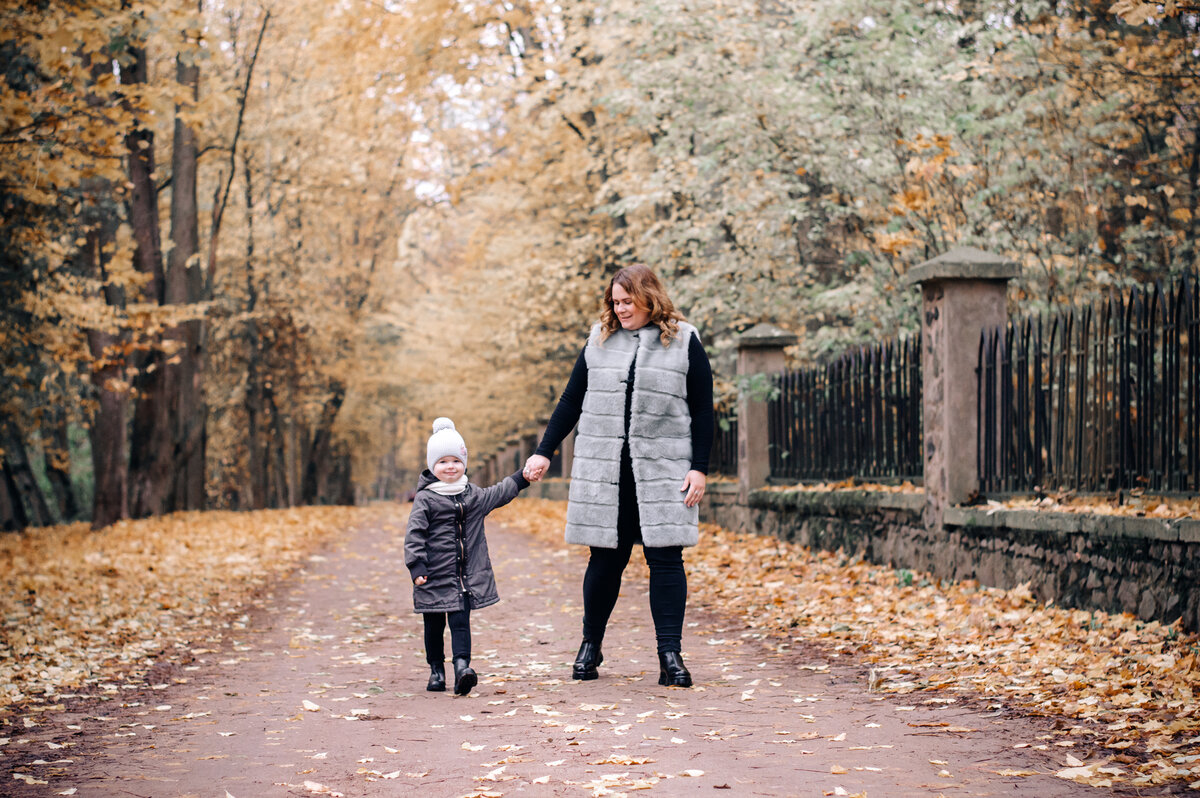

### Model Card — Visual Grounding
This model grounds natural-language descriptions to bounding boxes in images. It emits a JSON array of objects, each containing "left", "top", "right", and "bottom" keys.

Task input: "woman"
[{"left": 523, "top": 264, "right": 713, "bottom": 687}]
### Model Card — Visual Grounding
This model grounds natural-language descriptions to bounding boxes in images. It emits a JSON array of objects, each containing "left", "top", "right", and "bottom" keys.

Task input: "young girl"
[{"left": 405, "top": 418, "right": 529, "bottom": 695}]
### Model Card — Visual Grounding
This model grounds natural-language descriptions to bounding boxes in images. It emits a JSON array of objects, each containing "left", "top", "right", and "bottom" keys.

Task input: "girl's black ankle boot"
[
  {"left": 657, "top": 651, "right": 693, "bottom": 688},
  {"left": 427, "top": 662, "right": 446, "bottom": 692},
  {"left": 452, "top": 656, "right": 476, "bottom": 696},
  {"left": 572, "top": 640, "right": 604, "bottom": 681}
]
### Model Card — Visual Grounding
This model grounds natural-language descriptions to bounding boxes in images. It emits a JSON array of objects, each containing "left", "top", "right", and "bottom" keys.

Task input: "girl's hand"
[
  {"left": 414, "top": 576, "right": 427, "bottom": 586},
  {"left": 680, "top": 470, "right": 707, "bottom": 508}
]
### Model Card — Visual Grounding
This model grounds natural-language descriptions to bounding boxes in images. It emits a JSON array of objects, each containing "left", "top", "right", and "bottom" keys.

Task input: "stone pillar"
[
  {"left": 737, "top": 324, "right": 798, "bottom": 504},
  {"left": 519, "top": 432, "right": 536, "bottom": 469},
  {"left": 902, "top": 246, "right": 1018, "bottom": 526},
  {"left": 504, "top": 437, "right": 519, "bottom": 476}
]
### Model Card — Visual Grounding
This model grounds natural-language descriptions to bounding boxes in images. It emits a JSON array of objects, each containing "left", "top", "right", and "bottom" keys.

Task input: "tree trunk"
[
  {"left": 43, "top": 401, "right": 80, "bottom": 522},
  {"left": 301, "top": 384, "right": 345, "bottom": 505},
  {"left": 328, "top": 444, "right": 355, "bottom": 506},
  {"left": 80, "top": 50, "right": 130, "bottom": 530},
  {"left": 265, "top": 388, "right": 291, "bottom": 507},
  {"left": 1, "top": 422, "right": 54, "bottom": 528},
  {"left": 123, "top": 42, "right": 173, "bottom": 518},
  {"left": 241, "top": 150, "right": 268, "bottom": 509},
  {"left": 87, "top": 327, "right": 130, "bottom": 529},
  {"left": 79, "top": 192, "right": 129, "bottom": 529},
  {"left": 168, "top": 36, "right": 206, "bottom": 512},
  {"left": 0, "top": 459, "right": 27, "bottom": 532}
]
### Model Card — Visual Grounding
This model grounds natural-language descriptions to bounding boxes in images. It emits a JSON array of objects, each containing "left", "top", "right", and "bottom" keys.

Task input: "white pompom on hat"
[{"left": 426, "top": 417, "right": 468, "bottom": 471}]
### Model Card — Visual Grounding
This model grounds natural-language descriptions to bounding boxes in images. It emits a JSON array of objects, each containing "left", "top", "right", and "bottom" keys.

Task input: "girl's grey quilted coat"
[{"left": 404, "top": 471, "right": 522, "bottom": 613}]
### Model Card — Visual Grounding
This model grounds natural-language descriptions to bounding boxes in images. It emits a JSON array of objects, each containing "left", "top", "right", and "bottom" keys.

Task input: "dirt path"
[{"left": 3, "top": 512, "right": 1135, "bottom": 797}]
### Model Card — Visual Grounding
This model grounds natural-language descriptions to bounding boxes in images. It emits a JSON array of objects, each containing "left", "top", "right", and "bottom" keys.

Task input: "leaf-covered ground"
[
  {"left": 2, "top": 498, "right": 1197, "bottom": 792},
  {"left": 0, "top": 506, "right": 386, "bottom": 708},
  {"left": 494, "top": 499, "right": 1200, "bottom": 790}
]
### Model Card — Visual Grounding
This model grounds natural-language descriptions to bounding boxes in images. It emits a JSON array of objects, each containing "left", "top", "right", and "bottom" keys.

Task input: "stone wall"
[{"left": 698, "top": 487, "right": 1200, "bottom": 632}]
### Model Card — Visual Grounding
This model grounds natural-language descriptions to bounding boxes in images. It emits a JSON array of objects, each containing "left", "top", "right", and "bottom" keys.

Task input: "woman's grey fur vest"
[{"left": 566, "top": 321, "right": 700, "bottom": 548}]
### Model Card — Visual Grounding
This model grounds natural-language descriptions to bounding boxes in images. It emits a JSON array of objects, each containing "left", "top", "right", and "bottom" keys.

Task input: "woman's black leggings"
[
  {"left": 423, "top": 609, "right": 471, "bottom": 663},
  {"left": 581, "top": 450, "right": 687, "bottom": 653}
]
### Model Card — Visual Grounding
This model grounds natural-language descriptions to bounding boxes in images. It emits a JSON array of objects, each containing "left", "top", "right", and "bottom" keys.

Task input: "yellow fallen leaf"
[
  {"left": 592, "top": 755, "right": 654, "bottom": 765},
  {"left": 302, "top": 700, "right": 321, "bottom": 712},
  {"left": 831, "top": 765, "right": 848, "bottom": 774}
]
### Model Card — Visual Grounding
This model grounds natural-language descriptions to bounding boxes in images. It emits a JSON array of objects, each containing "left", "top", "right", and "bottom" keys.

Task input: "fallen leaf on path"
[{"left": 592, "top": 755, "right": 654, "bottom": 765}]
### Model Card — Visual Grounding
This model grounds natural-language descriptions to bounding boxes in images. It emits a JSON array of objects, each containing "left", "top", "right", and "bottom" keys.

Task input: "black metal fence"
[
  {"left": 978, "top": 273, "right": 1200, "bottom": 494},
  {"left": 710, "top": 409, "right": 739, "bottom": 477},
  {"left": 768, "top": 335, "right": 923, "bottom": 482}
]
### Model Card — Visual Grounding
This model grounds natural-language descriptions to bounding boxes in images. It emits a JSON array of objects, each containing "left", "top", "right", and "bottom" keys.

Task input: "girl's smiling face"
[
  {"left": 611, "top": 282, "right": 650, "bottom": 330},
  {"left": 432, "top": 455, "right": 464, "bottom": 482}
]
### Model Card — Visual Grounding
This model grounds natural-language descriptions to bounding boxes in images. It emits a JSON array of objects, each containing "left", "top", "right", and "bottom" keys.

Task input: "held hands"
[
  {"left": 523, "top": 454, "right": 550, "bottom": 482},
  {"left": 681, "top": 470, "right": 706, "bottom": 508}
]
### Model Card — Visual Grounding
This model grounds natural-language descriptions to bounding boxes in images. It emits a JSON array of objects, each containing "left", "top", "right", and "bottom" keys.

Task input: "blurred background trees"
[{"left": 2, "top": 0, "right": 1195, "bottom": 528}]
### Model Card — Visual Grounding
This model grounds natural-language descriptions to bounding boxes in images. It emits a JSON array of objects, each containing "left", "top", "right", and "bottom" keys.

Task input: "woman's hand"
[
  {"left": 524, "top": 454, "right": 550, "bottom": 482},
  {"left": 414, "top": 576, "right": 427, "bottom": 586},
  {"left": 680, "top": 470, "right": 707, "bottom": 507}
]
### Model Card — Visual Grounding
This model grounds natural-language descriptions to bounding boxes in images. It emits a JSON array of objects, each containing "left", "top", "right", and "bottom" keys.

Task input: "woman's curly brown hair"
[{"left": 598, "top": 264, "right": 686, "bottom": 346}]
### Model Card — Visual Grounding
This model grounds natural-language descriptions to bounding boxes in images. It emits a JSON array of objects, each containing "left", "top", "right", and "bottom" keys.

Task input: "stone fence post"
[
  {"left": 902, "top": 246, "right": 1018, "bottom": 528},
  {"left": 737, "top": 324, "right": 798, "bottom": 504}
]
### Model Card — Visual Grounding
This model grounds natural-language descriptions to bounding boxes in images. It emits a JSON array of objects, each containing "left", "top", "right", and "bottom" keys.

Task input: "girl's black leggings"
[
  {"left": 581, "top": 449, "right": 687, "bottom": 653},
  {"left": 423, "top": 609, "right": 471, "bottom": 663}
]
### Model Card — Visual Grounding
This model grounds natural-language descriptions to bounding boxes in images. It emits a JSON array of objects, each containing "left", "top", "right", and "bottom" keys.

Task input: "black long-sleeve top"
[{"left": 534, "top": 330, "right": 714, "bottom": 474}]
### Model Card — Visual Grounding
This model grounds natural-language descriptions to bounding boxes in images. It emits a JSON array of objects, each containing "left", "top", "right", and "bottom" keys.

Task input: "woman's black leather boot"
[
  {"left": 453, "top": 656, "right": 477, "bottom": 696},
  {"left": 427, "top": 662, "right": 446, "bottom": 692},
  {"left": 658, "top": 651, "right": 692, "bottom": 687},
  {"left": 572, "top": 640, "right": 604, "bottom": 681}
]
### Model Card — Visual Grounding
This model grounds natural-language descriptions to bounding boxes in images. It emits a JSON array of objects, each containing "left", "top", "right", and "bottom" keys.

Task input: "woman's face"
[{"left": 611, "top": 282, "right": 651, "bottom": 331}]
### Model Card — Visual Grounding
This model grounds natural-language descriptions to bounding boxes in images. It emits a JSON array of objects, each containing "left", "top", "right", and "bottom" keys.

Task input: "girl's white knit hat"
[{"left": 426, "top": 417, "right": 468, "bottom": 471}]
